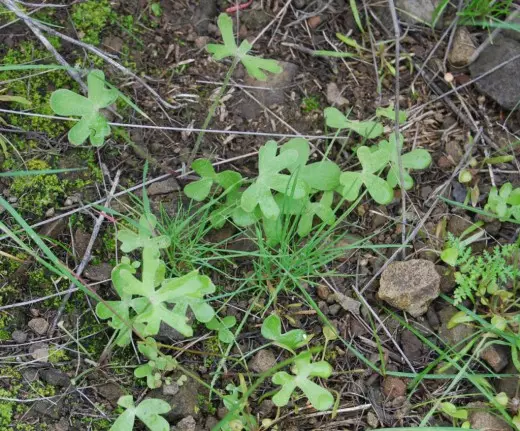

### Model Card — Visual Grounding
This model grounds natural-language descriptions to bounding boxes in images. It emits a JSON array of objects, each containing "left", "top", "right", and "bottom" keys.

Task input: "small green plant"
[
  {"left": 207, "top": 14, "right": 282, "bottom": 81},
  {"left": 110, "top": 395, "right": 170, "bottom": 431},
  {"left": 220, "top": 382, "right": 258, "bottom": 431},
  {"left": 50, "top": 69, "right": 119, "bottom": 146},
  {"left": 271, "top": 351, "right": 333, "bottom": 410},
  {"left": 206, "top": 315, "right": 237, "bottom": 343},
  {"left": 261, "top": 314, "right": 308, "bottom": 352},
  {"left": 484, "top": 182, "right": 520, "bottom": 223},
  {"left": 440, "top": 401, "right": 470, "bottom": 428},
  {"left": 325, "top": 107, "right": 384, "bottom": 139},
  {"left": 134, "top": 338, "right": 177, "bottom": 389}
]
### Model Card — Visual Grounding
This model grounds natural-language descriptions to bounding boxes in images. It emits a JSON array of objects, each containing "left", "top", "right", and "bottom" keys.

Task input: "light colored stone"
[
  {"left": 333, "top": 292, "right": 361, "bottom": 315},
  {"left": 28, "top": 318, "right": 49, "bottom": 335},
  {"left": 147, "top": 177, "right": 180, "bottom": 196},
  {"left": 326, "top": 82, "right": 349, "bottom": 107},
  {"left": 248, "top": 349, "right": 276, "bottom": 373},
  {"left": 396, "top": 0, "right": 442, "bottom": 26},
  {"left": 479, "top": 344, "right": 509, "bottom": 372},
  {"left": 438, "top": 305, "right": 476, "bottom": 351},
  {"left": 467, "top": 401, "right": 512, "bottom": 431},
  {"left": 448, "top": 28, "right": 476, "bottom": 67},
  {"left": 378, "top": 259, "right": 440, "bottom": 317}
]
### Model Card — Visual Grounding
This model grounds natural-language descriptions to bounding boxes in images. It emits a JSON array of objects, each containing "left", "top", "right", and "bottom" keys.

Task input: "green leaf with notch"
[
  {"left": 50, "top": 69, "right": 118, "bottom": 146},
  {"left": 324, "top": 107, "right": 384, "bottom": 139},
  {"left": 206, "top": 315, "right": 237, "bottom": 343},
  {"left": 185, "top": 158, "right": 242, "bottom": 201},
  {"left": 110, "top": 395, "right": 170, "bottom": 431},
  {"left": 118, "top": 213, "right": 171, "bottom": 253},
  {"left": 261, "top": 314, "right": 308, "bottom": 352}
]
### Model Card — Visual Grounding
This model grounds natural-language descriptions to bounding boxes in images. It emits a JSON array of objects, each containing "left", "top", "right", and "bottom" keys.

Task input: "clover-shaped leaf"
[
  {"left": 118, "top": 212, "right": 171, "bottom": 253},
  {"left": 261, "top": 314, "right": 308, "bottom": 352},
  {"left": 340, "top": 145, "right": 393, "bottom": 204},
  {"left": 209, "top": 189, "right": 260, "bottom": 229},
  {"left": 207, "top": 14, "right": 282, "bottom": 81},
  {"left": 185, "top": 158, "right": 242, "bottom": 201},
  {"left": 241, "top": 141, "right": 308, "bottom": 219},
  {"left": 96, "top": 258, "right": 143, "bottom": 346},
  {"left": 206, "top": 315, "right": 237, "bottom": 343},
  {"left": 271, "top": 351, "right": 333, "bottom": 411},
  {"left": 110, "top": 395, "right": 170, "bottom": 431},
  {"left": 50, "top": 69, "right": 118, "bottom": 146},
  {"left": 380, "top": 132, "right": 432, "bottom": 190},
  {"left": 325, "top": 107, "right": 384, "bottom": 139},
  {"left": 485, "top": 182, "right": 520, "bottom": 222},
  {"left": 376, "top": 105, "right": 407, "bottom": 124},
  {"left": 134, "top": 338, "right": 177, "bottom": 389},
  {"left": 298, "top": 191, "right": 336, "bottom": 237}
]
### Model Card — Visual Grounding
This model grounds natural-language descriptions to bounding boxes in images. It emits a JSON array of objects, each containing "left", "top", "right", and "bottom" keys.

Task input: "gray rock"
[
  {"left": 333, "top": 292, "right": 361, "bottom": 315},
  {"left": 193, "top": 0, "right": 217, "bottom": 35},
  {"left": 248, "top": 349, "right": 276, "bottom": 373},
  {"left": 238, "top": 61, "right": 299, "bottom": 120},
  {"left": 438, "top": 305, "right": 476, "bottom": 351},
  {"left": 448, "top": 28, "right": 476, "bottom": 67},
  {"left": 467, "top": 401, "right": 512, "bottom": 431},
  {"left": 52, "top": 417, "right": 69, "bottom": 431},
  {"left": 29, "top": 343, "right": 49, "bottom": 362},
  {"left": 28, "top": 317, "right": 49, "bottom": 335},
  {"left": 174, "top": 416, "right": 197, "bottom": 431},
  {"left": 163, "top": 382, "right": 180, "bottom": 396},
  {"left": 22, "top": 368, "right": 39, "bottom": 383},
  {"left": 447, "top": 215, "right": 472, "bottom": 237},
  {"left": 400, "top": 329, "right": 425, "bottom": 362},
  {"left": 12, "top": 329, "right": 27, "bottom": 343},
  {"left": 435, "top": 265, "right": 457, "bottom": 293},
  {"left": 241, "top": 10, "right": 271, "bottom": 31},
  {"left": 495, "top": 362, "right": 519, "bottom": 398},
  {"left": 74, "top": 229, "right": 91, "bottom": 258},
  {"left": 147, "top": 178, "right": 180, "bottom": 196},
  {"left": 470, "top": 37, "right": 520, "bottom": 110},
  {"left": 84, "top": 263, "right": 112, "bottom": 282},
  {"left": 326, "top": 82, "right": 349, "bottom": 107},
  {"left": 41, "top": 368, "right": 70, "bottom": 387},
  {"left": 30, "top": 400, "right": 62, "bottom": 420},
  {"left": 204, "top": 416, "right": 219, "bottom": 430},
  {"left": 378, "top": 259, "right": 441, "bottom": 317},
  {"left": 479, "top": 344, "right": 509, "bottom": 372},
  {"left": 96, "top": 382, "right": 123, "bottom": 405},
  {"left": 503, "top": 12, "right": 520, "bottom": 42},
  {"left": 396, "top": 0, "right": 442, "bottom": 26},
  {"left": 149, "top": 372, "right": 202, "bottom": 421}
]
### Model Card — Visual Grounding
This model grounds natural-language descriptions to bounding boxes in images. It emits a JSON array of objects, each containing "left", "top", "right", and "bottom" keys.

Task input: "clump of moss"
[
  {"left": 0, "top": 40, "right": 76, "bottom": 143},
  {"left": 71, "top": 0, "right": 112, "bottom": 46},
  {"left": 10, "top": 159, "right": 68, "bottom": 216}
]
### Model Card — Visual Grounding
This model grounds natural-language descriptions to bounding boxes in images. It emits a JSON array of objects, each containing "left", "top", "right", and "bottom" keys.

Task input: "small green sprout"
[
  {"left": 134, "top": 338, "right": 177, "bottom": 389},
  {"left": 324, "top": 107, "right": 384, "bottom": 139},
  {"left": 118, "top": 213, "right": 171, "bottom": 253},
  {"left": 207, "top": 14, "right": 282, "bottom": 81},
  {"left": 110, "top": 395, "right": 170, "bottom": 431},
  {"left": 206, "top": 315, "right": 237, "bottom": 343},
  {"left": 184, "top": 158, "right": 242, "bottom": 201},
  {"left": 261, "top": 315, "right": 308, "bottom": 353},
  {"left": 380, "top": 132, "right": 432, "bottom": 190},
  {"left": 241, "top": 141, "right": 308, "bottom": 219},
  {"left": 484, "top": 182, "right": 520, "bottom": 222},
  {"left": 375, "top": 105, "right": 407, "bottom": 124},
  {"left": 440, "top": 401, "right": 468, "bottom": 420},
  {"left": 339, "top": 145, "right": 394, "bottom": 205},
  {"left": 271, "top": 351, "right": 333, "bottom": 411},
  {"left": 50, "top": 69, "right": 118, "bottom": 146}
]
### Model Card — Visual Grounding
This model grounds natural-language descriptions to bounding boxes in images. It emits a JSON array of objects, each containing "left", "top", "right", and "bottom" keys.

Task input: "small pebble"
[{"left": 12, "top": 330, "right": 27, "bottom": 344}]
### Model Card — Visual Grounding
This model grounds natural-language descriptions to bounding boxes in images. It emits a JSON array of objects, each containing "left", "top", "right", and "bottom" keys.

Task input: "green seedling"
[
  {"left": 376, "top": 105, "right": 407, "bottom": 124},
  {"left": 118, "top": 213, "right": 171, "bottom": 253},
  {"left": 184, "top": 158, "right": 242, "bottom": 201},
  {"left": 339, "top": 145, "right": 394, "bottom": 205},
  {"left": 484, "top": 182, "right": 520, "bottom": 222},
  {"left": 261, "top": 314, "right": 308, "bottom": 352},
  {"left": 50, "top": 69, "right": 118, "bottom": 146},
  {"left": 324, "top": 107, "right": 384, "bottom": 139},
  {"left": 207, "top": 14, "right": 282, "bottom": 81},
  {"left": 118, "top": 247, "right": 215, "bottom": 337},
  {"left": 221, "top": 383, "right": 257, "bottom": 431},
  {"left": 271, "top": 351, "right": 333, "bottom": 410},
  {"left": 380, "top": 132, "right": 432, "bottom": 190},
  {"left": 297, "top": 191, "right": 336, "bottom": 237},
  {"left": 95, "top": 257, "right": 143, "bottom": 347},
  {"left": 110, "top": 395, "right": 170, "bottom": 431},
  {"left": 241, "top": 141, "right": 308, "bottom": 219},
  {"left": 440, "top": 401, "right": 469, "bottom": 428},
  {"left": 206, "top": 315, "right": 237, "bottom": 343},
  {"left": 134, "top": 338, "right": 177, "bottom": 389}
]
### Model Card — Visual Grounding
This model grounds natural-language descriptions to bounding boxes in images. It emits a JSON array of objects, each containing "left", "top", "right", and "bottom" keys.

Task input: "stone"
[
  {"left": 378, "top": 259, "right": 441, "bottom": 317},
  {"left": 316, "top": 285, "right": 330, "bottom": 300},
  {"left": 175, "top": 416, "right": 196, "bottom": 431},
  {"left": 40, "top": 368, "right": 70, "bottom": 387},
  {"left": 97, "top": 382, "right": 124, "bottom": 405},
  {"left": 479, "top": 344, "right": 509, "bottom": 372},
  {"left": 204, "top": 416, "right": 219, "bottom": 431},
  {"left": 149, "top": 372, "right": 202, "bottom": 421},
  {"left": 102, "top": 35, "right": 124, "bottom": 53},
  {"left": 495, "top": 362, "right": 520, "bottom": 398},
  {"left": 11, "top": 329, "right": 27, "bottom": 343},
  {"left": 258, "top": 399, "right": 275, "bottom": 416},
  {"left": 503, "top": 12, "right": 520, "bottom": 42},
  {"left": 28, "top": 317, "right": 49, "bottom": 335},
  {"left": 327, "top": 82, "right": 349, "bottom": 107},
  {"left": 163, "top": 382, "right": 180, "bottom": 396},
  {"left": 238, "top": 61, "right": 299, "bottom": 120},
  {"left": 438, "top": 305, "right": 476, "bottom": 351},
  {"left": 241, "top": 10, "right": 271, "bottom": 31},
  {"left": 467, "top": 401, "right": 512, "bottom": 431},
  {"left": 435, "top": 265, "right": 457, "bottom": 293},
  {"left": 328, "top": 304, "right": 341, "bottom": 316},
  {"left": 53, "top": 417, "right": 69, "bottom": 431},
  {"left": 29, "top": 343, "right": 49, "bottom": 362},
  {"left": 22, "top": 368, "right": 39, "bottom": 383},
  {"left": 193, "top": 0, "right": 217, "bottom": 35},
  {"left": 84, "top": 263, "right": 112, "bottom": 282},
  {"left": 400, "top": 329, "right": 425, "bottom": 362},
  {"left": 147, "top": 178, "right": 180, "bottom": 196},
  {"left": 448, "top": 28, "right": 476, "bottom": 67},
  {"left": 447, "top": 215, "right": 472, "bottom": 237},
  {"left": 74, "top": 229, "right": 91, "bottom": 259},
  {"left": 248, "top": 349, "right": 276, "bottom": 373},
  {"left": 445, "top": 140, "right": 463, "bottom": 164},
  {"left": 31, "top": 400, "right": 62, "bottom": 420},
  {"left": 382, "top": 376, "right": 407, "bottom": 399},
  {"left": 396, "top": 0, "right": 442, "bottom": 26},
  {"left": 470, "top": 37, "right": 520, "bottom": 110},
  {"left": 333, "top": 292, "right": 361, "bottom": 315}
]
